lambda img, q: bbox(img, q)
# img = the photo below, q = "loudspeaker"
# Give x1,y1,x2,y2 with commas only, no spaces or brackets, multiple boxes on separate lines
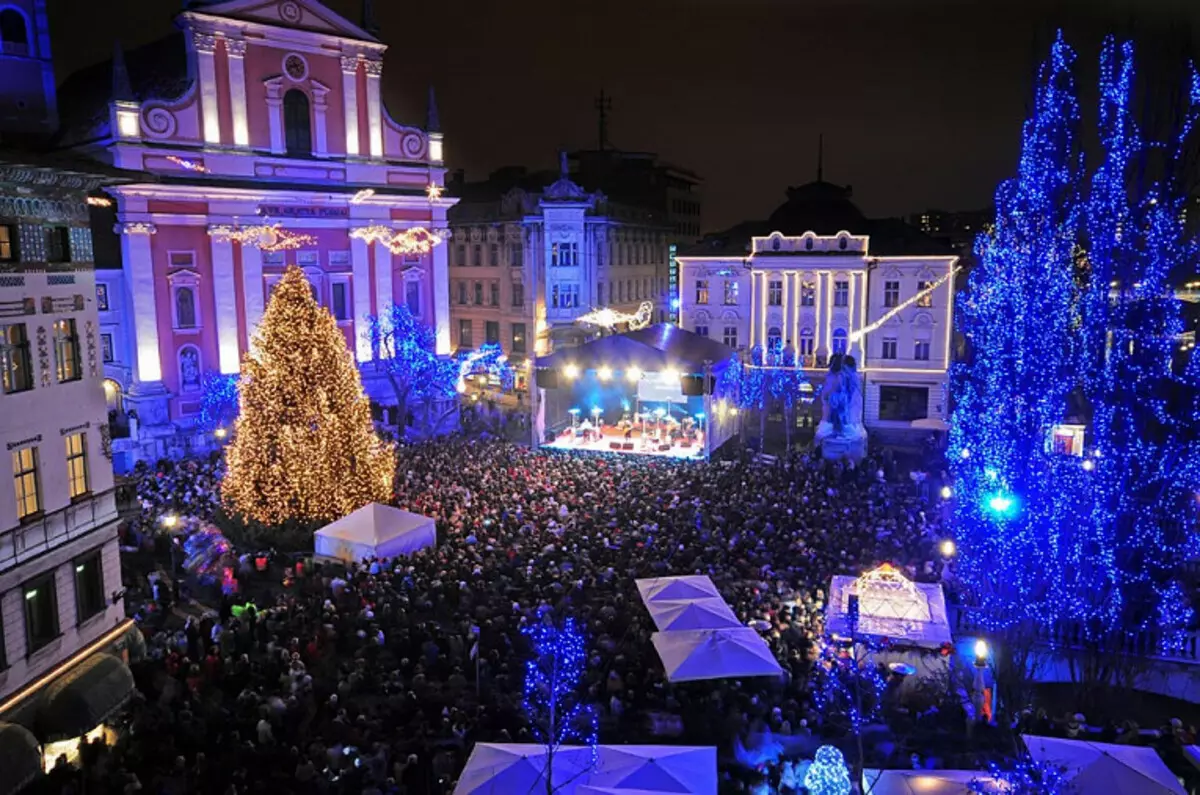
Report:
535,368,559,390
680,374,704,396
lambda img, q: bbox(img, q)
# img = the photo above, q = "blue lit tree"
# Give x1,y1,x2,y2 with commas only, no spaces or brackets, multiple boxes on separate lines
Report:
803,746,851,795
948,31,1085,636
716,344,808,448
969,758,1073,795
521,616,599,794
365,303,459,437
198,372,239,433
457,342,517,393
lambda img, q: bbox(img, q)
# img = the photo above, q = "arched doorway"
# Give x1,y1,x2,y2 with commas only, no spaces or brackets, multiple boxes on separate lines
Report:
102,378,122,413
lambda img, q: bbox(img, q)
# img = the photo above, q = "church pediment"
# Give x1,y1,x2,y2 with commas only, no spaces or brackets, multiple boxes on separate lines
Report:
189,0,379,43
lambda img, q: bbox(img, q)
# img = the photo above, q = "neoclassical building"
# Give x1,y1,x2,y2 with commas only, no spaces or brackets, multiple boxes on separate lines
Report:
57,0,453,460
447,160,672,364
677,180,958,429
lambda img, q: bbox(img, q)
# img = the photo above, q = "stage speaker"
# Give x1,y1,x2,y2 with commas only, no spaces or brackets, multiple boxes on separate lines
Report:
680,374,704,396
535,368,559,389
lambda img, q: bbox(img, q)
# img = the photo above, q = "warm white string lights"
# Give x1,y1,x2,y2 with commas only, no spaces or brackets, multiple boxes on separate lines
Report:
849,265,961,343
575,301,654,330
349,225,445,255
210,223,317,252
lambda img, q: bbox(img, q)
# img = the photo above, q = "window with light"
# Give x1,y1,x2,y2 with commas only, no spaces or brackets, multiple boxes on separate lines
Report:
65,432,89,499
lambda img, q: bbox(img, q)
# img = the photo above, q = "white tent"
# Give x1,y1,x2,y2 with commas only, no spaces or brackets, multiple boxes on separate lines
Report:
826,564,952,649
454,744,717,795
651,628,783,682
636,576,721,604
1023,735,1186,795
588,745,717,794
645,598,742,632
452,743,593,795
863,769,1005,795
313,502,436,563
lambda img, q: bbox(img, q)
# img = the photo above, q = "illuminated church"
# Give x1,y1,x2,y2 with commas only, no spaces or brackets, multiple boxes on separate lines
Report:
56,0,452,461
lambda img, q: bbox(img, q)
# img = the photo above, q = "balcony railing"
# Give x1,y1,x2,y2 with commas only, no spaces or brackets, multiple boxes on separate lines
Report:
0,489,118,574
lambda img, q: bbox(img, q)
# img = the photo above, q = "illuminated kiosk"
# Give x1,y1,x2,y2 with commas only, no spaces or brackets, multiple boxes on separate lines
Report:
532,324,738,460
825,563,953,683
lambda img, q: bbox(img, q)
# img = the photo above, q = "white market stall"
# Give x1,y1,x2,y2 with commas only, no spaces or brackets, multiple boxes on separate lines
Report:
1023,735,1187,795
313,502,436,563
636,575,722,604
651,628,783,682
645,598,742,632
825,563,952,648
863,769,1006,795
453,743,717,795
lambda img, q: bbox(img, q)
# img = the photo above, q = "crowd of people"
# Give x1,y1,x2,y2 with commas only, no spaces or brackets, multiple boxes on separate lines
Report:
37,440,1195,794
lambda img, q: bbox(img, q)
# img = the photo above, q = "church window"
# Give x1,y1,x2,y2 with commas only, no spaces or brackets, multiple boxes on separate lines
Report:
283,89,312,156
0,9,28,56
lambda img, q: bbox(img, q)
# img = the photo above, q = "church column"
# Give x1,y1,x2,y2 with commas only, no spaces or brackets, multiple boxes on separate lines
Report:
312,82,330,157
118,223,161,384
374,241,393,321
265,79,285,155
340,56,361,156
350,234,373,362
849,272,865,363
207,229,240,374
815,271,829,358
241,244,264,342
782,271,794,351
431,207,451,355
225,38,249,147
364,58,384,158
193,32,221,145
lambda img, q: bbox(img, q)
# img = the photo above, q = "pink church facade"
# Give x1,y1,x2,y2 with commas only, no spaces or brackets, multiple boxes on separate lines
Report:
60,0,452,458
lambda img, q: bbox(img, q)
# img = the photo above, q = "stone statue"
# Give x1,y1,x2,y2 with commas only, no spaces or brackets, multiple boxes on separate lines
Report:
815,353,866,460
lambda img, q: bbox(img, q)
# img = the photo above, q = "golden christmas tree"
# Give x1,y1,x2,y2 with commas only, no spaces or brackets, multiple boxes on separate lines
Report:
223,265,394,525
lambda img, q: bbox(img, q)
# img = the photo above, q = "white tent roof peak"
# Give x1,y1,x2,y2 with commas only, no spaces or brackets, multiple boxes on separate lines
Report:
320,502,425,544
1023,734,1187,795
651,628,783,682
636,575,721,603
644,598,741,632
313,503,436,563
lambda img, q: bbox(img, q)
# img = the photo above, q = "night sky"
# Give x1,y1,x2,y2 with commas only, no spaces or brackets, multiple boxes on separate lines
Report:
50,0,1199,233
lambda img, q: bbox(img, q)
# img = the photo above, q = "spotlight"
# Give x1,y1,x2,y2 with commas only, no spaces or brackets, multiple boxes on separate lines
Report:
598,366,613,381
939,539,956,558
563,364,580,380
939,485,953,500
626,366,642,382
663,367,679,381
591,407,601,416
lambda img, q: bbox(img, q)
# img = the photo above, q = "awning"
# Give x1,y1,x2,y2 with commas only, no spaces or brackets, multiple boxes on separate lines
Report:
0,722,41,795
38,653,134,741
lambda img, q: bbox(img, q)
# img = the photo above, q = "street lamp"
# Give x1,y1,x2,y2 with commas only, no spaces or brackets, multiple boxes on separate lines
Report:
214,427,227,439
940,485,953,500
973,639,989,666
939,539,956,558
161,514,179,530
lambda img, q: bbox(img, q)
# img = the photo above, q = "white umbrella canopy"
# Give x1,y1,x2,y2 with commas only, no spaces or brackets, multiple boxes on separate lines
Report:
651,629,783,682
453,743,594,795
636,576,721,604
645,598,741,632
588,745,717,794
1023,735,1186,795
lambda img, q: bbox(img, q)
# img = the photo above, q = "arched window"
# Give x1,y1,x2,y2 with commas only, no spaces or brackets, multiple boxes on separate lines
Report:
799,328,815,356
283,89,312,156
832,328,848,355
767,326,782,352
0,9,28,56
175,286,197,329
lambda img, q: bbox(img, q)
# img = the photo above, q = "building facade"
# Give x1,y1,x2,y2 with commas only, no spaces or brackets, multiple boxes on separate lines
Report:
447,162,672,364
0,2,137,772
677,181,957,430
58,0,453,460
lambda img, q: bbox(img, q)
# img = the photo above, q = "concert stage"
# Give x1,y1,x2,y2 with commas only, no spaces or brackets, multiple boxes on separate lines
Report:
543,427,705,460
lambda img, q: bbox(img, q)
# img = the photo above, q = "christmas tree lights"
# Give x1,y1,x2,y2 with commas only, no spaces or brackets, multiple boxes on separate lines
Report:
803,746,851,795
521,616,598,781
365,303,459,433
222,266,394,525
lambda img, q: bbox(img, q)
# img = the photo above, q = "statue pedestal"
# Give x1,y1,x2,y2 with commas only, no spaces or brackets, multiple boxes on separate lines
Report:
821,434,867,462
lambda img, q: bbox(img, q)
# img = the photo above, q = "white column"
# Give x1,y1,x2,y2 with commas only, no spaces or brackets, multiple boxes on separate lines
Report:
225,38,249,147
364,59,384,158
374,242,393,321
265,79,285,155
816,271,828,357
340,56,360,156
208,230,240,374
432,214,451,355
350,234,373,362
241,244,264,342
193,32,221,145
118,223,161,383
312,82,329,157
849,272,865,363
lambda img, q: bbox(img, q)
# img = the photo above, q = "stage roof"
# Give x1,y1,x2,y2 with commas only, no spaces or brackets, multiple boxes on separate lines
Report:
536,324,734,373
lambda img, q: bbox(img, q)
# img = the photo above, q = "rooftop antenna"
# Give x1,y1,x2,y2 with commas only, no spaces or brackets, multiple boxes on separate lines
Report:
817,132,824,183
594,89,612,151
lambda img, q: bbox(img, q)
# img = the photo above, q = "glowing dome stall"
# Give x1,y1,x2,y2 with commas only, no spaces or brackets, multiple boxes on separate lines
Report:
532,324,738,460
824,563,953,683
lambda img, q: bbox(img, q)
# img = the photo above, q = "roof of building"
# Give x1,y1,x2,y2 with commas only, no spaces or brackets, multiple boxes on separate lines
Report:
55,34,191,147
536,324,734,372
683,179,955,258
